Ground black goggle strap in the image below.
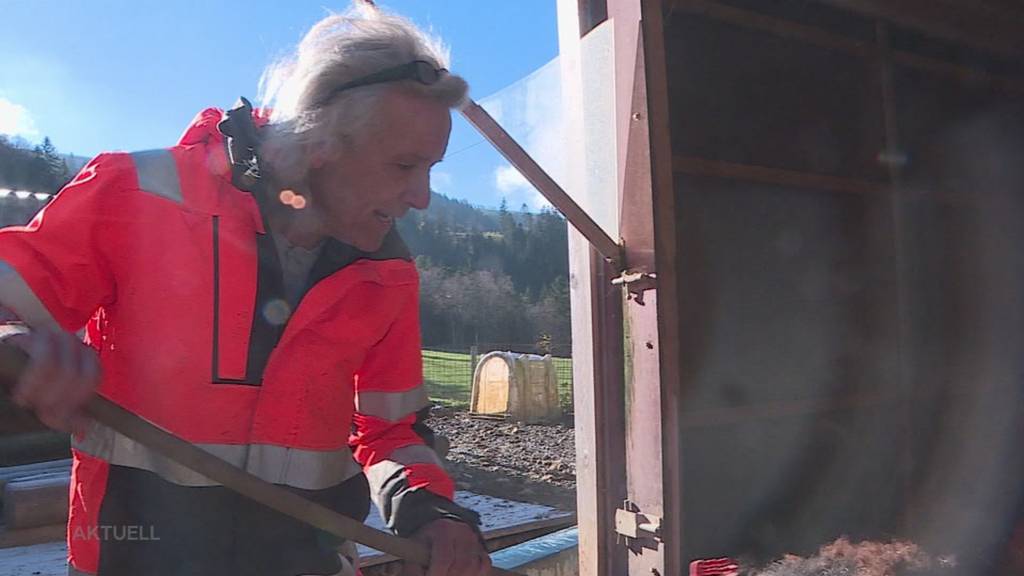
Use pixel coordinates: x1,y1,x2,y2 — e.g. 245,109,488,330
317,60,448,107
218,96,263,193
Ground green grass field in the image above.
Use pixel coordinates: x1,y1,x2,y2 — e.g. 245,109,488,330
422,349,573,410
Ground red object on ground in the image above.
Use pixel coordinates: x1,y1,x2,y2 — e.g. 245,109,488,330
690,557,740,576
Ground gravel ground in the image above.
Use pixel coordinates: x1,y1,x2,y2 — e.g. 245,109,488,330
427,408,577,512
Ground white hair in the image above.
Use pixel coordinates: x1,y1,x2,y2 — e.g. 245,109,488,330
257,2,468,186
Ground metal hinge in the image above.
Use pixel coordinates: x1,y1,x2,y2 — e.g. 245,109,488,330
614,500,662,550
611,270,657,305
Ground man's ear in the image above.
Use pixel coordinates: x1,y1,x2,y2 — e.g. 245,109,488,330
308,141,342,170
308,148,329,170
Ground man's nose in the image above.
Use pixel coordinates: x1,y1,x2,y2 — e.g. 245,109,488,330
404,177,431,210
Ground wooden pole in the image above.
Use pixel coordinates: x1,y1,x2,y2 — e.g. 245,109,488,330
459,99,623,270
0,345,521,576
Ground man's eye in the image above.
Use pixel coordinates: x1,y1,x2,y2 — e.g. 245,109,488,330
396,163,416,170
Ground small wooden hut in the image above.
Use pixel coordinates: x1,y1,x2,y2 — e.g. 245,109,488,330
470,352,561,423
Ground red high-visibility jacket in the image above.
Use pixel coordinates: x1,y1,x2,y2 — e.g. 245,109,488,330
0,107,459,576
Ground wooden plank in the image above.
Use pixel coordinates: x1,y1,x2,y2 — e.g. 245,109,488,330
0,432,69,467
481,514,578,550
566,238,626,576
360,514,579,573
673,155,885,195
813,0,1024,59
669,0,1024,96
874,21,919,535
558,2,628,574
681,392,905,429
670,0,868,55
4,473,70,530
891,50,1024,94
932,0,1024,22
0,459,71,485
665,6,883,180
679,386,978,429
1,470,69,488
608,3,676,574
640,0,685,573
0,524,65,550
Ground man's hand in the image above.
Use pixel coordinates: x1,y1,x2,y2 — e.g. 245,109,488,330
401,518,492,576
6,329,99,434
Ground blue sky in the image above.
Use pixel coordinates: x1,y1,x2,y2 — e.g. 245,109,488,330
0,0,560,209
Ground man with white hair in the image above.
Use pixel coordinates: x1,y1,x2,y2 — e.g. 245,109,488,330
0,3,490,575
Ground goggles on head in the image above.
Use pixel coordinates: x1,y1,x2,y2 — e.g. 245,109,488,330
318,60,448,107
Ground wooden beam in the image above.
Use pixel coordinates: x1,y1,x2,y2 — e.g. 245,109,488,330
874,21,918,532
674,156,998,205
932,0,1024,23
641,0,686,573
360,515,579,573
566,238,627,576
0,459,70,487
460,101,623,270
679,386,977,429
557,1,627,573
0,523,65,549
0,431,68,468
669,0,1024,93
813,0,1024,59
673,156,885,195
671,0,868,55
3,473,70,530
891,50,1024,94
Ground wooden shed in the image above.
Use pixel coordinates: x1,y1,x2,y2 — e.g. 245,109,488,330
549,1,1024,574
470,352,562,423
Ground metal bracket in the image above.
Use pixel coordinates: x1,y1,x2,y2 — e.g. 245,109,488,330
611,270,657,305
614,500,662,549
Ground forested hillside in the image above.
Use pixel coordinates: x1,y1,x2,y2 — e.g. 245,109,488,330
398,195,571,355
0,136,71,192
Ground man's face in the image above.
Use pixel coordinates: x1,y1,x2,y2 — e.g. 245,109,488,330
307,88,451,252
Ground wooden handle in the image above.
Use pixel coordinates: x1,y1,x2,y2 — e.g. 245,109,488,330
0,344,522,575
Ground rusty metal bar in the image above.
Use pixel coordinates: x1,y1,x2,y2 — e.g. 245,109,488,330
459,100,623,270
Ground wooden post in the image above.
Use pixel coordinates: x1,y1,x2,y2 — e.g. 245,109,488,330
470,345,479,381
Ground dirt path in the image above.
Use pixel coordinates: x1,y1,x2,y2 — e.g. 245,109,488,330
428,409,577,512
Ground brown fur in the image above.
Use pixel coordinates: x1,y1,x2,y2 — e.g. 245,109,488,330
751,538,955,576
